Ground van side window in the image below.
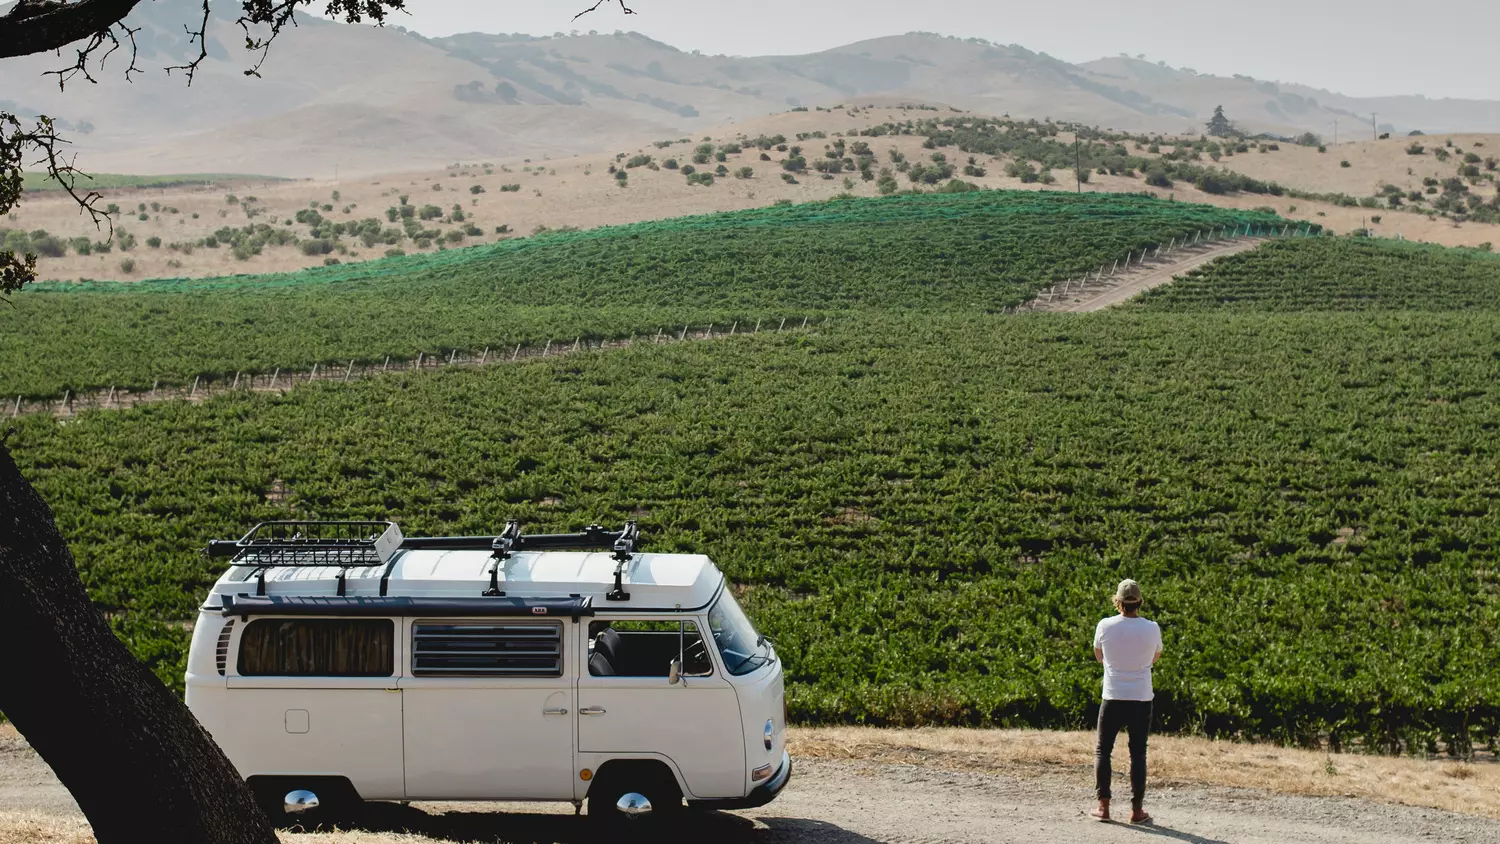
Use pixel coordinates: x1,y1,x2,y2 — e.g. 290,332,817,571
412,622,563,677
238,619,394,677
588,620,711,677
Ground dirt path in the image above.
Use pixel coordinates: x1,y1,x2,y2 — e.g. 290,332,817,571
3,727,1493,844
1023,239,1268,314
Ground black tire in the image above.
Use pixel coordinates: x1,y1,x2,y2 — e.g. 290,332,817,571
587,766,683,830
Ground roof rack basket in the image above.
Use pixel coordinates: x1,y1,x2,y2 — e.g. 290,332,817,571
205,521,404,596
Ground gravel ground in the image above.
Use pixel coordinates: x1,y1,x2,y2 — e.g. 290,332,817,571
3,728,1495,844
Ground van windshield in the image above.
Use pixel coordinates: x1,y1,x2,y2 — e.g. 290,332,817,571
708,591,773,676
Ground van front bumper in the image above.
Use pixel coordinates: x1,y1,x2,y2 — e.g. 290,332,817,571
687,751,792,810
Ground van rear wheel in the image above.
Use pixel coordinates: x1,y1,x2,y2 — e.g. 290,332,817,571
587,765,683,828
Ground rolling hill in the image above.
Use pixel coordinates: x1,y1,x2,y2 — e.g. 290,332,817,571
7,0,1500,178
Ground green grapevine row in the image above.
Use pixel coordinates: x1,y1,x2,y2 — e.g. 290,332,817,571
0,191,1276,398
1134,238,1500,312
9,312,1498,752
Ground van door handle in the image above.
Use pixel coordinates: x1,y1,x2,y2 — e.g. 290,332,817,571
543,707,568,715
579,706,607,716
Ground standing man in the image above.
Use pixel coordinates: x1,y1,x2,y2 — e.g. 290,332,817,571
1091,579,1162,824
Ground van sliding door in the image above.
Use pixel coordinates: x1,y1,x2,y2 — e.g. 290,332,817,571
400,619,575,800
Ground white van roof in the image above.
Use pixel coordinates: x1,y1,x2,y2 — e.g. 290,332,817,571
206,549,724,611
202,521,724,615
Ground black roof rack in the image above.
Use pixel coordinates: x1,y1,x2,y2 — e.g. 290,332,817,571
207,519,641,600
205,521,404,597
221,594,595,620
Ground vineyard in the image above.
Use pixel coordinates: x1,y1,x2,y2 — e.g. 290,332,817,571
6,187,1499,756
8,310,1499,753
0,191,1276,398
1135,237,1500,311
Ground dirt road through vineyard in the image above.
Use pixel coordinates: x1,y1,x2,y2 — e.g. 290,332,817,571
2,725,1493,843
1054,239,1268,313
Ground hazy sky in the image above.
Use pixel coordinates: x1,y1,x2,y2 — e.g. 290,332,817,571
386,0,1500,101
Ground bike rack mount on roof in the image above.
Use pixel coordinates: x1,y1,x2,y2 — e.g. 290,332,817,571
479,521,640,600
206,519,642,600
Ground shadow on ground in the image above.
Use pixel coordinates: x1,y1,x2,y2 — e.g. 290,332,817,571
290,801,881,843
1117,822,1230,844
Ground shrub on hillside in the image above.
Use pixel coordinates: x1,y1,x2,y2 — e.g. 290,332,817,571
1194,172,1232,194
735,167,753,179
686,172,715,187
418,205,443,221
664,159,679,169
1407,143,1425,155
1004,160,1039,183
146,236,162,248
470,185,486,194
936,179,980,193
680,165,696,176
118,258,135,274
626,155,653,168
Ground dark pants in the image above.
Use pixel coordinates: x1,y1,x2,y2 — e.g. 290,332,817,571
1095,699,1152,806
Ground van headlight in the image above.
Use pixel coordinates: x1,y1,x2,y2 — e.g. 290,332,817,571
764,719,774,751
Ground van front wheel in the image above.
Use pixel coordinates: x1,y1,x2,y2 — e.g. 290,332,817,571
587,764,683,827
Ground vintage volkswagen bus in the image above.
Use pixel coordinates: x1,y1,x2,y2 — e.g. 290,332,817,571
185,521,789,823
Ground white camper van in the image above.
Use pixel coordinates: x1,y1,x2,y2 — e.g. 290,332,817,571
185,520,790,824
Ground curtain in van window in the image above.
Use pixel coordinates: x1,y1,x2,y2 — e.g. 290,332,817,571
238,619,394,677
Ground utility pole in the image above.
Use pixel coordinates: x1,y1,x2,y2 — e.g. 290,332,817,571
1074,136,1082,193
1371,112,1379,140
1333,119,1338,146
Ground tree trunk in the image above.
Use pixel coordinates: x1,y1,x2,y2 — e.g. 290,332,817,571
0,443,275,844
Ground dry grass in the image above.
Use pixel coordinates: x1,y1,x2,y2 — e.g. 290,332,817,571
790,726,1500,819
0,812,430,843
0,811,94,844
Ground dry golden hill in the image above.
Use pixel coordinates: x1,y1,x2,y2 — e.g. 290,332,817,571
10,107,1500,284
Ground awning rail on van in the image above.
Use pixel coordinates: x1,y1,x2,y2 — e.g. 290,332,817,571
219,594,595,620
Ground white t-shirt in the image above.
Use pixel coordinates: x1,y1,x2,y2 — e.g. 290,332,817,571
1094,615,1162,701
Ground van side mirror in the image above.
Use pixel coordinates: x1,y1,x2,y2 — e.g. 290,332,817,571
668,658,682,685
